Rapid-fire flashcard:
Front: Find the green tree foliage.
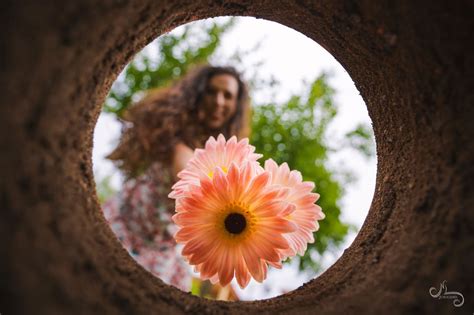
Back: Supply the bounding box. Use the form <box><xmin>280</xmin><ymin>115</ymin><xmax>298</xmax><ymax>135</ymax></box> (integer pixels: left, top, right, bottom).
<box><xmin>96</xmin><ymin>175</ymin><xmax>117</xmax><ymax>205</ymax></box>
<box><xmin>251</xmin><ymin>74</ymin><xmax>371</xmax><ymax>271</ymax></box>
<box><xmin>98</xmin><ymin>18</ymin><xmax>374</xmax><ymax>273</ymax></box>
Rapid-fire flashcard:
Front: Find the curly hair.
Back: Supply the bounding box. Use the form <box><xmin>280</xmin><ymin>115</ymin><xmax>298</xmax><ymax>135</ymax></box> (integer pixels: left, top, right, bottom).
<box><xmin>107</xmin><ymin>65</ymin><xmax>250</xmax><ymax>178</ymax></box>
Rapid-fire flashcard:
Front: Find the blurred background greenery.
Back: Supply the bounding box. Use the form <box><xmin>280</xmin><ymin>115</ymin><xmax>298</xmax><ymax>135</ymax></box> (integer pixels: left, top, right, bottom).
<box><xmin>98</xmin><ymin>17</ymin><xmax>374</xmax><ymax>287</ymax></box>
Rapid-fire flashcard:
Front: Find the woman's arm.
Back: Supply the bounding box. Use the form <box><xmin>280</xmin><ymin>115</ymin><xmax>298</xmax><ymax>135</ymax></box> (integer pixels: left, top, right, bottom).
<box><xmin>172</xmin><ymin>142</ymin><xmax>194</xmax><ymax>179</ymax></box>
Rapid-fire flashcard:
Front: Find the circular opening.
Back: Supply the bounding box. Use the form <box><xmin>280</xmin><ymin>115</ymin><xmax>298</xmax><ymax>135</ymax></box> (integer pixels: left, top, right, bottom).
<box><xmin>93</xmin><ymin>16</ymin><xmax>376</xmax><ymax>301</ymax></box>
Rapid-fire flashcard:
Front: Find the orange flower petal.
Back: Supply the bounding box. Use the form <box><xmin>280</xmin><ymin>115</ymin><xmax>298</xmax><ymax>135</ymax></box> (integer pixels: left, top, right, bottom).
<box><xmin>170</xmin><ymin>136</ymin><xmax>323</xmax><ymax>288</ymax></box>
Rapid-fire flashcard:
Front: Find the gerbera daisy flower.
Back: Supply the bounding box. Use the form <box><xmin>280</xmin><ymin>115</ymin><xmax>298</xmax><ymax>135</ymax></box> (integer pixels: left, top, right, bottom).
<box><xmin>172</xmin><ymin>162</ymin><xmax>297</xmax><ymax>288</ymax></box>
<box><xmin>169</xmin><ymin>134</ymin><xmax>262</xmax><ymax>199</ymax></box>
<box><xmin>264</xmin><ymin>159</ymin><xmax>325</xmax><ymax>258</ymax></box>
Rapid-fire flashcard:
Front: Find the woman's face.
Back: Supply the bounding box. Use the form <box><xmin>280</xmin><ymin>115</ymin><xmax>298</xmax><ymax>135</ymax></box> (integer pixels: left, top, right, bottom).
<box><xmin>199</xmin><ymin>74</ymin><xmax>239</xmax><ymax>129</ymax></box>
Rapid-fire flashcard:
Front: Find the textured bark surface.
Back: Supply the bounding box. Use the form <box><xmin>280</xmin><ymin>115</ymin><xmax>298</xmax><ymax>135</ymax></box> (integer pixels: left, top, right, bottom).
<box><xmin>1</xmin><ymin>1</ymin><xmax>473</xmax><ymax>314</ymax></box>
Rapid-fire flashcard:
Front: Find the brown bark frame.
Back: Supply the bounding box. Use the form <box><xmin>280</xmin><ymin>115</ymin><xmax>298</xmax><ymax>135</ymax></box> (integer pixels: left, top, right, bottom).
<box><xmin>1</xmin><ymin>1</ymin><xmax>472</xmax><ymax>314</ymax></box>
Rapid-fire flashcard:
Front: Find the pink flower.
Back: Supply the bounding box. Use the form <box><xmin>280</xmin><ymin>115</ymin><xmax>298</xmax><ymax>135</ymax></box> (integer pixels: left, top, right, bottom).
<box><xmin>169</xmin><ymin>134</ymin><xmax>262</xmax><ymax>200</ymax></box>
<box><xmin>169</xmin><ymin>135</ymin><xmax>325</xmax><ymax>288</ymax></box>
<box><xmin>172</xmin><ymin>162</ymin><xmax>296</xmax><ymax>288</ymax></box>
<box><xmin>264</xmin><ymin>159</ymin><xmax>325</xmax><ymax>258</ymax></box>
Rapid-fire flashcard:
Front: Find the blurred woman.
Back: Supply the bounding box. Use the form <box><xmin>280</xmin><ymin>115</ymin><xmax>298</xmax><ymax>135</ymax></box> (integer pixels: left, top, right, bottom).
<box><xmin>103</xmin><ymin>65</ymin><xmax>250</xmax><ymax>292</ymax></box>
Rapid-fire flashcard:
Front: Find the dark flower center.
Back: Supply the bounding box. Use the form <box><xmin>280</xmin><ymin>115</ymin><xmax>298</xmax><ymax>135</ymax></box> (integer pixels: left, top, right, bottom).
<box><xmin>224</xmin><ymin>212</ymin><xmax>247</xmax><ymax>234</ymax></box>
